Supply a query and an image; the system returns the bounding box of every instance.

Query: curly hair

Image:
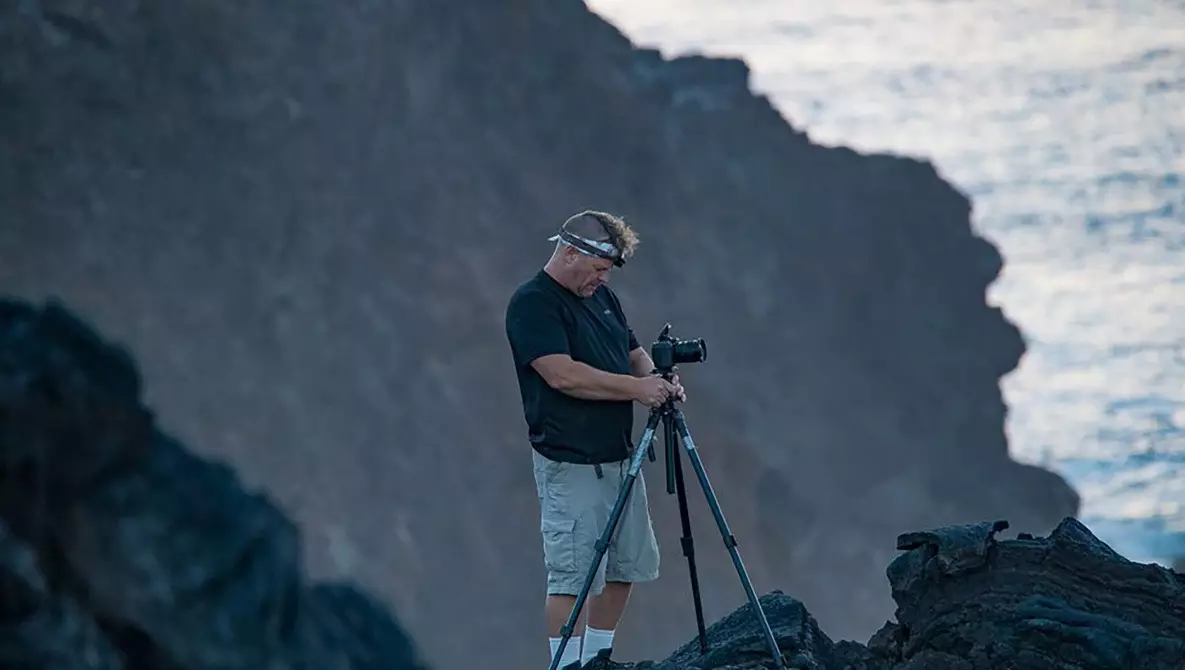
[564,210,640,261]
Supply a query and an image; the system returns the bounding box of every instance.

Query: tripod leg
[669,408,786,669]
[548,409,663,670]
[665,408,676,495]
[666,415,709,653]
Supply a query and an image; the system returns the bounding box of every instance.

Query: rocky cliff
[1,1,1081,668]
[2,298,1180,670]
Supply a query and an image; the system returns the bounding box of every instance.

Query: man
[504,210,685,669]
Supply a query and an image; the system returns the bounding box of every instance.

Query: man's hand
[669,373,687,402]
[633,376,679,408]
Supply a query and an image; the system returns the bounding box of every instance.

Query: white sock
[549,635,581,667]
[582,627,615,664]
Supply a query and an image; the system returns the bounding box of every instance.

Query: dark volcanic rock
[875,518,1185,670]
[2,1,1080,668]
[646,592,878,670]
[621,519,1184,670]
[0,299,428,670]
[0,520,128,670]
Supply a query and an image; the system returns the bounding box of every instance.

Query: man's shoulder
[506,273,561,318]
[508,274,545,303]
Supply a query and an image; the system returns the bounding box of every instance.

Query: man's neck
[543,263,580,296]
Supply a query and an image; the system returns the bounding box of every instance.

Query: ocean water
[588,0,1185,567]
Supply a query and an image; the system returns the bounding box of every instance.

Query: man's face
[568,249,614,297]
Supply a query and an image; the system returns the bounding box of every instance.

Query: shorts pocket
[541,517,577,573]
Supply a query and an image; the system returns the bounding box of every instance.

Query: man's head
[544,210,639,298]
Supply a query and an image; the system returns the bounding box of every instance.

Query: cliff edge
[1,1,1080,668]
[2,299,1180,670]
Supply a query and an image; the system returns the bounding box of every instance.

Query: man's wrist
[622,374,644,401]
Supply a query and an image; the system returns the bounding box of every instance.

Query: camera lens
[673,338,706,364]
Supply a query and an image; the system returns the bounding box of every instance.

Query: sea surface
[589,0,1185,566]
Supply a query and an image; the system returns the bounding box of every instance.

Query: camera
[650,323,707,372]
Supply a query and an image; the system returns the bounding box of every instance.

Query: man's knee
[547,571,605,597]
[605,510,660,582]
[605,560,659,585]
[545,541,607,596]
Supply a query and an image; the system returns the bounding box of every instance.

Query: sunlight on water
[590,0,1185,566]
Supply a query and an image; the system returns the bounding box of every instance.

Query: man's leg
[587,581,632,629]
[583,580,632,664]
[545,594,584,667]
[586,463,661,663]
[534,452,608,667]
[545,594,583,636]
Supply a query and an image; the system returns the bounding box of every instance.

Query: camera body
[650,323,707,373]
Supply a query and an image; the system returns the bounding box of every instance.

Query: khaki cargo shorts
[532,450,661,596]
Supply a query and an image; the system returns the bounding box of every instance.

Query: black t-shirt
[504,270,641,464]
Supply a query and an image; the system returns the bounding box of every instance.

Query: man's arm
[531,355,643,402]
[506,290,643,402]
[629,346,654,378]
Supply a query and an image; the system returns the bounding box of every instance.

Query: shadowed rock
[645,591,877,670]
[0,298,428,670]
[0,521,128,670]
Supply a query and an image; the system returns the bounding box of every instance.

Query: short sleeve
[604,286,641,352]
[505,290,570,367]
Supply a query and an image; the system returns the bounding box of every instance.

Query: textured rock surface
[2,1,1081,668]
[0,299,429,670]
[597,518,1185,670]
[874,518,1185,670]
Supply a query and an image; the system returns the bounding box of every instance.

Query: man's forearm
[629,349,655,378]
[554,360,641,402]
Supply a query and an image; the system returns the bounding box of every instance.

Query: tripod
[547,369,785,670]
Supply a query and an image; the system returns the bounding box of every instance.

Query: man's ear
[561,245,578,265]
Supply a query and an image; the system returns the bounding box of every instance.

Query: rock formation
[2,1,1083,668]
[632,518,1185,670]
[0,298,431,670]
[2,297,1180,670]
